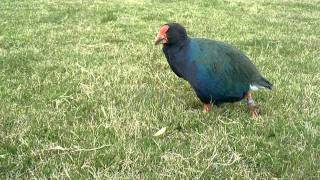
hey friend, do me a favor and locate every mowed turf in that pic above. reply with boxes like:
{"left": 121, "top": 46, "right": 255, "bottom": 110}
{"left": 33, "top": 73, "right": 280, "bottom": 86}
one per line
{"left": 0, "top": 0, "right": 319, "bottom": 178}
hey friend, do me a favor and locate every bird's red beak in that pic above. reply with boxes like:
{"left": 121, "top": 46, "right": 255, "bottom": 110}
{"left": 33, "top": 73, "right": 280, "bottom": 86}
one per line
{"left": 154, "top": 34, "right": 167, "bottom": 45}
{"left": 154, "top": 25, "right": 169, "bottom": 45}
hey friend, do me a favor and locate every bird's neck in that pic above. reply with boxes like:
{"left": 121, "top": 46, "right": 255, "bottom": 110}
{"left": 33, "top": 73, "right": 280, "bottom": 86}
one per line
{"left": 163, "top": 38, "right": 190, "bottom": 52}
{"left": 163, "top": 38, "right": 191, "bottom": 65}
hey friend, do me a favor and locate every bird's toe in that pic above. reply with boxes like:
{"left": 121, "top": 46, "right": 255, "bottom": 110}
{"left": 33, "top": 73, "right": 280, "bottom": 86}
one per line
{"left": 249, "top": 104, "right": 260, "bottom": 118}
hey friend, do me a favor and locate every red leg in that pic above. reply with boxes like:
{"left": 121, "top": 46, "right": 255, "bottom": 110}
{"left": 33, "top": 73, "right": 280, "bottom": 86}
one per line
{"left": 203, "top": 103, "right": 211, "bottom": 113}
{"left": 246, "top": 92, "right": 259, "bottom": 118}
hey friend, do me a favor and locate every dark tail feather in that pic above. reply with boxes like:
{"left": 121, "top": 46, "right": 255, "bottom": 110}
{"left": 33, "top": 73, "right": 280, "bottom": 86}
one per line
{"left": 258, "top": 77, "right": 273, "bottom": 90}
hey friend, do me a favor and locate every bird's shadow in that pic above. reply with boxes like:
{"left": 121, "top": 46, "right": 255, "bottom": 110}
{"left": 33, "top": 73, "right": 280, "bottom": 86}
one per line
{"left": 187, "top": 100, "right": 253, "bottom": 117}
{"left": 188, "top": 100, "right": 203, "bottom": 110}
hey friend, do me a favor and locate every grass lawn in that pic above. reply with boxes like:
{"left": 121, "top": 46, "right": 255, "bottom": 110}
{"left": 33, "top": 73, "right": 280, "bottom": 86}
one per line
{"left": 0, "top": 0, "right": 319, "bottom": 178}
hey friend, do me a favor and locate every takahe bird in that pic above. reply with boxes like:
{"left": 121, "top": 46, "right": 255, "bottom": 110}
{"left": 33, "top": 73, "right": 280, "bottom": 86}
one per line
{"left": 154, "top": 23, "right": 272, "bottom": 117}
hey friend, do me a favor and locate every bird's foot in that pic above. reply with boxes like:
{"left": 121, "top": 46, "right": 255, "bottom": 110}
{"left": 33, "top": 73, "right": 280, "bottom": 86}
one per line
{"left": 203, "top": 103, "right": 211, "bottom": 113}
{"left": 248, "top": 104, "right": 259, "bottom": 118}
{"left": 246, "top": 92, "right": 260, "bottom": 118}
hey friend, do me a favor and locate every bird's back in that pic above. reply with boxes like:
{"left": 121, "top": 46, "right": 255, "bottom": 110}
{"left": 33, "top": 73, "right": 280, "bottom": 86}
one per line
{"left": 187, "top": 38, "right": 268, "bottom": 104}
{"left": 191, "top": 38, "right": 261, "bottom": 82}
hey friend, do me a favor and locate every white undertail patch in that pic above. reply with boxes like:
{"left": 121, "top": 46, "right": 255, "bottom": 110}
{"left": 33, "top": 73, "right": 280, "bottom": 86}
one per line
{"left": 250, "top": 84, "right": 261, "bottom": 91}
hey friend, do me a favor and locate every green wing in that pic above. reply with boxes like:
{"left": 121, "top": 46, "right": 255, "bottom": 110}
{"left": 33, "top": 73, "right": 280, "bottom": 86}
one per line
{"left": 194, "top": 38, "right": 262, "bottom": 85}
